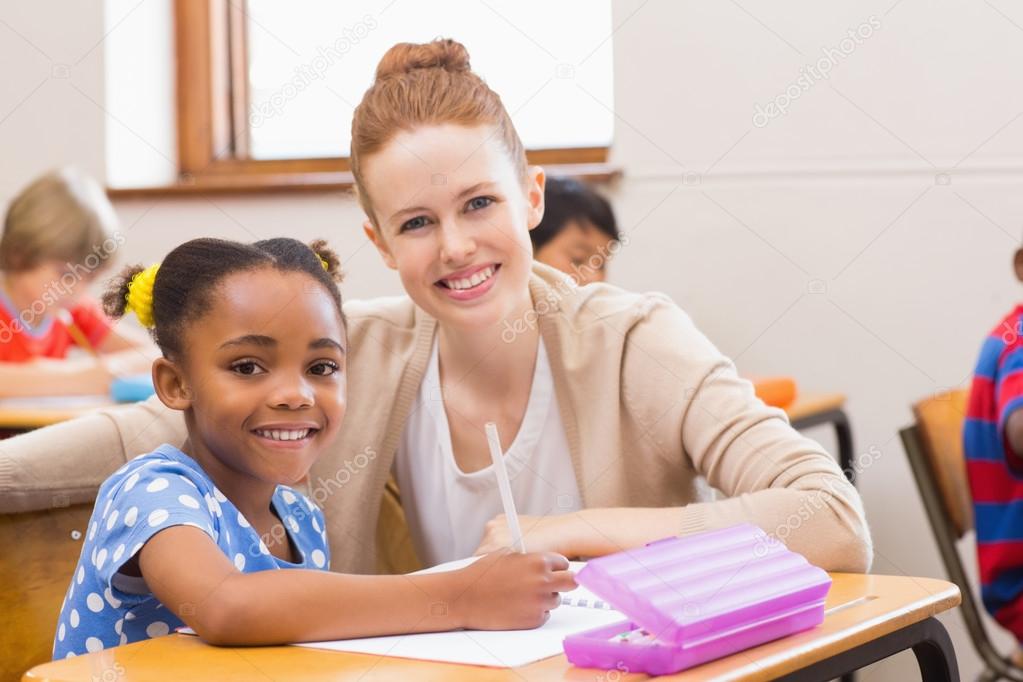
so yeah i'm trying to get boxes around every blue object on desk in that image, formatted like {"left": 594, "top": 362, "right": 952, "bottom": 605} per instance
{"left": 110, "top": 374, "right": 155, "bottom": 402}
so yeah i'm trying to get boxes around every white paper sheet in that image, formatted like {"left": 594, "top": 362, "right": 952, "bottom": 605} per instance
{"left": 293, "top": 559, "right": 626, "bottom": 667}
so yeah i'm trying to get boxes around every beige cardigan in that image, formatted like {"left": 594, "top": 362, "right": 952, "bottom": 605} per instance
{"left": 0, "top": 263, "right": 872, "bottom": 573}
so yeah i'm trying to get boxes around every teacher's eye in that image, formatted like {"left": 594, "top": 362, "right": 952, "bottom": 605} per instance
{"left": 400, "top": 215, "right": 430, "bottom": 233}
{"left": 309, "top": 360, "right": 340, "bottom": 377}
{"left": 466, "top": 196, "right": 494, "bottom": 212}
{"left": 230, "top": 360, "right": 266, "bottom": 376}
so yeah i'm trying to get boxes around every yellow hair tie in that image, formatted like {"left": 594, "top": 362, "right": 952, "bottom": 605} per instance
{"left": 125, "top": 264, "right": 160, "bottom": 328}
{"left": 318, "top": 255, "right": 329, "bottom": 271}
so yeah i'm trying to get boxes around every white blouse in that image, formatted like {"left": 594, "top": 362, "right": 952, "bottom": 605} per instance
{"left": 394, "top": 337, "right": 582, "bottom": 566}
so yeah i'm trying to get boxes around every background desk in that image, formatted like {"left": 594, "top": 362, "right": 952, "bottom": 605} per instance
{"left": 0, "top": 396, "right": 115, "bottom": 432}
{"left": 24, "top": 573, "right": 960, "bottom": 682}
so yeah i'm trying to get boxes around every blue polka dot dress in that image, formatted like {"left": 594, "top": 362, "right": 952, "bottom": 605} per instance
{"left": 52, "top": 443, "right": 330, "bottom": 659}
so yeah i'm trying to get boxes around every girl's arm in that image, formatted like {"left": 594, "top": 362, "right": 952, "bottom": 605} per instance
{"left": 0, "top": 357, "right": 111, "bottom": 397}
{"left": 140, "top": 525, "right": 577, "bottom": 645}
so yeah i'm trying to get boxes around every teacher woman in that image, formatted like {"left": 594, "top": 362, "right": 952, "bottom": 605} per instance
{"left": 0, "top": 39, "right": 871, "bottom": 575}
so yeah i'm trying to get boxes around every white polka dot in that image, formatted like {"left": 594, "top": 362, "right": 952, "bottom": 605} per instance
{"left": 178, "top": 494, "right": 200, "bottom": 509}
{"left": 88, "top": 522, "right": 98, "bottom": 541}
{"left": 86, "top": 592, "right": 104, "bottom": 613}
{"left": 146, "top": 621, "right": 169, "bottom": 637}
{"left": 206, "top": 495, "right": 221, "bottom": 516}
{"left": 113, "top": 544, "right": 125, "bottom": 563}
{"left": 237, "top": 512, "right": 250, "bottom": 528}
{"left": 123, "top": 506, "right": 138, "bottom": 527}
{"left": 65, "top": 651, "right": 75, "bottom": 659}
{"left": 287, "top": 516, "right": 299, "bottom": 533}
{"left": 148, "top": 509, "right": 169, "bottom": 527}
{"left": 77, "top": 566, "right": 85, "bottom": 584}
{"left": 104, "top": 587, "right": 122, "bottom": 609}
{"left": 91, "top": 547, "right": 97, "bottom": 565}
{"left": 258, "top": 541, "right": 270, "bottom": 555}
{"left": 114, "top": 618, "right": 123, "bottom": 635}
{"left": 95, "top": 548, "right": 108, "bottom": 571}
{"left": 311, "top": 549, "right": 326, "bottom": 568}
{"left": 281, "top": 490, "right": 297, "bottom": 505}
{"left": 70, "top": 609, "right": 80, "bottom": 628}
{"left": 120, "top": 633, "right": 128, "bottom": 646}
{"left": 311, "top": 516, "right": 321, "bottom": 533}
{"left": 234, "top": 553, "right": 245, "bottom": 570}
{"left": 106, "top": 509, "right": 120, "bottom": 530}
{"left": 124, "top": 611, "right": 136, "bottom": 621}
{"left": 302, "top": 495, "right": 315, "bottom": 511}
{"left": 213, "top": 487, "right": 227, "bottom": 503}
{"left": 146, "top": 478, "right": 169, "bottom": 493}
{"left": 124, "top": 472, "right": 140, "bottom": 491}
{"left": 85, "top": 636, "right": 104, "bottom": 653}
{"left": 131, "top": 543, "right": 143, "bottom": 557}
{"left": 225, "top": 529, "right": 231, "bottom": 544}
{"left": 58, "top": 623, "right": 66, "bottom": 641}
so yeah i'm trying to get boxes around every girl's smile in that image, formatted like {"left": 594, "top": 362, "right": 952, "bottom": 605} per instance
{"left": 435, "top": 262, "right": 502, "bottom": 301}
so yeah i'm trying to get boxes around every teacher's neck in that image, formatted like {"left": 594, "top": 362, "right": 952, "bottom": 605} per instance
{"left": 436, "top": 297, "right": 540, "bottom": 395}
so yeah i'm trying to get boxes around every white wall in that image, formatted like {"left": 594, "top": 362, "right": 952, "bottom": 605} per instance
{"left": 5, "top": 0, "right": 1023, "bottom": 679}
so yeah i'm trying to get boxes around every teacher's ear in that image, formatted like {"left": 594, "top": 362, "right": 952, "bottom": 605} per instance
{"left": 363, "top": 220, "right": 398, "bottom": 270}
{"left": 526, "top": 165, "right": 546, "bottom": 231}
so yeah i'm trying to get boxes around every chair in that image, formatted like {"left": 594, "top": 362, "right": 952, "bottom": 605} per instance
{"left": 0, "top": 502, "right": 92, "bottom": 682}
{"left": 901, "top": 388, "right": 1023, "bottom": 681}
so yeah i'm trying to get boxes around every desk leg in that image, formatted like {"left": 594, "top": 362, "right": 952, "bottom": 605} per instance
{"left": 777, "top": 617, "right": 959, "bottom": 682}
{"left": 790, "top": 409, "right": 855, "bottom": 485}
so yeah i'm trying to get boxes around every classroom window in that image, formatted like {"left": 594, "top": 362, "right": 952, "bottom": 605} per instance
{"left": 110, "top": 0, "right": 617, "bottom": 195}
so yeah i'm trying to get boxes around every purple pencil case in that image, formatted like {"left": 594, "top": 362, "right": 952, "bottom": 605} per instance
{"left": 563, "top": 523, "right": 831, "bottom": 676}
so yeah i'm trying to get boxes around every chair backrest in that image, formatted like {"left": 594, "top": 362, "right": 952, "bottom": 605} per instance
{"left": 911, "top": 389, "right": 973, "bottom": 537}
{"left": 0, "top": 503, "right": 92, "bottom": 681}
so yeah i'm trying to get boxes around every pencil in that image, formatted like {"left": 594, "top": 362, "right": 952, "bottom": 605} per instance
{"left": 485, "top": 421, "right": 526, "bottom": 553}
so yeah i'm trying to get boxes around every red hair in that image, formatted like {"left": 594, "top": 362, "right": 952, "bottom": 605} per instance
{"left": 350, "top": 39, "right": 527, "bottom": 223}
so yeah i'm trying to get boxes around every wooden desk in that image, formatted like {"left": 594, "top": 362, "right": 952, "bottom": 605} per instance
{"left": 23, "top": 573, "right": 961, "bottom": 682}
{"left": 0, "top": 396, "right": 115, "bottom": 431}
{"left": 786, "top": 393, "right": 855, "bottom": 485}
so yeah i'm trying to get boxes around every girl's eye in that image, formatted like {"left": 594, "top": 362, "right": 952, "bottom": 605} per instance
{"left": 231, "top": 360, "right": 265, "bottom": 376}
{"left": 400, "top": 215, "right": 429, "bottom": 233}
{"left": 466, "top": 196, "right": 493, "bottom": 211}
{"left": 309, "top": 360, "right": 340, "bottom": 377}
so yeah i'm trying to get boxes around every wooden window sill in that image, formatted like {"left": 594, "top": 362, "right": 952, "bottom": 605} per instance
{"left": 107, "top": 163, "right": 623, "bottom": 199}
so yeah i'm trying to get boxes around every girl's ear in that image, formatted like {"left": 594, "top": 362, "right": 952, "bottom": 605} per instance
{"left": 152, "top": 357, "right": 193, "bottom": 411}
{"left": 363, "top": 220, "right": 398, "bottom": 270}
{"left": 525, "top": 166, "right": 546, "bottom": 231}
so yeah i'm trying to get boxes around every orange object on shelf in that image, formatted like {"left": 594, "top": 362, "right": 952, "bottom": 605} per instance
{"left": 750, "top": 376, "right": 798, "bottom": 408}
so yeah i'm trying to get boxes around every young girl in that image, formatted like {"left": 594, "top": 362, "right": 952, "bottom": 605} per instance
{"left": 4, "top": 40, "right": 870, "bottom": 582}
{"left": 0, "top": 168, "right": 154, "bottom": 397}
{"left": 53, "top": 237, "right": 574, "bottom": 659}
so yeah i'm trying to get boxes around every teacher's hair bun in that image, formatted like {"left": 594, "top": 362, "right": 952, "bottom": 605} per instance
{"left": 375, "top": 38, "right": 471, "bottom": 79}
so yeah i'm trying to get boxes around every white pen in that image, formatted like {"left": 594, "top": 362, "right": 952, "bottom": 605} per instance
{"left": 485, "top": 421, "right": 526, "bottom": 553}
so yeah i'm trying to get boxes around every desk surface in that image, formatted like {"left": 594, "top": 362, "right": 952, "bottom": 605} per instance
{"left": 784, "top": 392, "right": 846, "bottom": 423}
{"left": 0, "top": 396, "right": 116, "bottom": 430}
{"left": 24, "top": 572, "right": 959, "bottom": 682}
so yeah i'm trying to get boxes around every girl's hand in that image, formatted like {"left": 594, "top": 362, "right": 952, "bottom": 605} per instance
{"left": 474, "top": 513, "right": 581, "bottom": 557}
{"left": 451, "top": 549, "right": 576, "bottom": 630}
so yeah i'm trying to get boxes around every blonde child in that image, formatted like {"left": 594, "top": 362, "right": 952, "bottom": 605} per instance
{"left": 0, "top": 168, "right": 153, "bottom": 396}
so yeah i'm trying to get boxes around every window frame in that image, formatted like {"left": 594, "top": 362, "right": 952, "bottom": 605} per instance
{"left": 110, "top": 0, "right": 618, "bottom": 197}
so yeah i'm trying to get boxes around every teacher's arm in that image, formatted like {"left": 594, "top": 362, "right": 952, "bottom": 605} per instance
{"left": 0, "top": 394, "right": 186, "bottom": 513}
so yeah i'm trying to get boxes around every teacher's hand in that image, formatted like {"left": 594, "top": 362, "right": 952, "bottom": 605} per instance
{"left": 474, "top": 513, "right": 581, "bottom": 557}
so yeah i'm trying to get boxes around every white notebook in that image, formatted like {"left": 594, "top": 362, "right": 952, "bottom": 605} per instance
{"left": 293, "top": 558, "right": 625, "bottom": 668}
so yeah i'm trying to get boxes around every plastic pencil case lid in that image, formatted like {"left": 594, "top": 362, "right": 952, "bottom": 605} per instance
{"left": 563, "top": 523, "right": 832, "bottom": 676}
